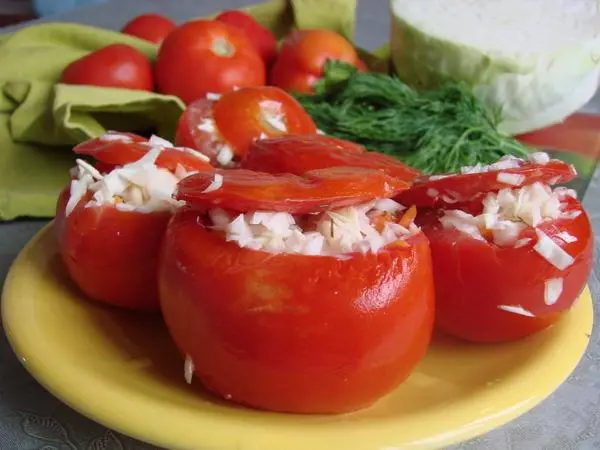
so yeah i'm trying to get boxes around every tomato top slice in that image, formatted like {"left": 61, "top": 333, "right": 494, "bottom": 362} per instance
{"left": 242, "top": 134, "right": 420, "bottom": 183}
{"left": 213, "top": 86, "right": 317, "bottom": 158}
{"left": 397, "top": 155, "right": 576, "bottom": 208}
{"left": 74, "top": 133, "right": 214, "bottom": 173}
{"left": 175, "top": 87, "right": 318, "bottom": 166}
{"left": 175, "top": 167, "right": 410, "bottom": 214}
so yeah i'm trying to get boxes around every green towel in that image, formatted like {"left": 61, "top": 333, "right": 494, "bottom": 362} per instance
{"left": 0, "top": 0, "right": 357, "bottom": 220}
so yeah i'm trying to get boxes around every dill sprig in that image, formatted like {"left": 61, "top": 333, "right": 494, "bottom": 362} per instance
{"left": 294, "top": 61, "right": 530, "bottom": 174}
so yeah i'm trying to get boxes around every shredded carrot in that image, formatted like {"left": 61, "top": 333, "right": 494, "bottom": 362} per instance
{"left": 479, "top": 225, "right": 493, "bottom": 240}
{"left": 372, "top": 212, "right": 394, "bottom": 232}
{"left": 398, "top": 205, "right": 417, "bottom": 228}
{"left": 389, "top": 239, "right": 410, "bottom": 248}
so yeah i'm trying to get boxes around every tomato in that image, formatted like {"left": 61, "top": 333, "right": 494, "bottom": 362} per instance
{"left": 175, "top": 87, "right": 317, "bottom": 164}
{"left": 158, "top": 208, "right": 434, "bottom": 413}
{"left": 121, "top": 13, "right": 176, "bottom": 44}
{"left": 55, "top": 188, "right": 171, "bottom": 311}
{"left": 397, "top": 157, "right": 576, "bottom": 208}
{"left": 243, "top": 134, "right": 420, "bottom": 183}
{"left": 74, "top": 132, "right": 214, "bottom": 173}
{"left": 61, "top": 44, "right": 154, "bottom": 91}
{"left": 175, "top": 167, "right": 410, "bottom": 214}
{"left": 269, "top": 29, "right": 361, "bottom": 93}
{"left": 155, "top": 20, "right": 266, "bottom": 104}
{"left": 215, "top": 10, "right": 277, "bottom": 66}
{"left": 418, "top": 196, "right": 593, "bottom": 343}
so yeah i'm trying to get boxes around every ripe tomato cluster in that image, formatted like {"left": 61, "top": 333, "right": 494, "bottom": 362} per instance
{"left": 59, "top": 10, "right": 364, "bottom": 103}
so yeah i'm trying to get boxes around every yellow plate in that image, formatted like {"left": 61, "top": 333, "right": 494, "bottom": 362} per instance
{"left": 2, "top": 223, "right": 594, "bottom": 450}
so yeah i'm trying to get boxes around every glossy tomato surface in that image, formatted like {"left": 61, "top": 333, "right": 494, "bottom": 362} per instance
{"left": 397, "top": 159, "right": 576, "bottom": 208}
{"left": 215, "top": 10, "right": 277, "bottom": 66}
{"left": 243, "top": 134, "right": 420, "bottom": 183}
{"left": 155, "top": 20, "right": 265, "bottom": 103}
{"left": 175, "top": 87, "right": 317, "bottom": 164}
{"left": 55, "top": 188, "right": 171, "bottom": 311}
{"left": 175, "top": 167, "right": 409, "bottom": 214}
{"left": 121, "top": 13, "right": 176, "bottom": 44}
{"left": 159, "top": 209, "right": 435, "bottom": 413}
{"left": 74, "top": 133, "right": 214, "bottom": 173}
{"left": 61, "top": 44, "right": 154, "bottom": 91}
{"left": 213, "top": 86, "right": 317, "bottom": 158}
{"left": 419, "top": 198, "right": 593, "bottom": 343}
{"left": 174, "top": 98, "right": 222, "bottom": 162}
{"left": 269, "top": 30, "right": 361, "bottom": 93}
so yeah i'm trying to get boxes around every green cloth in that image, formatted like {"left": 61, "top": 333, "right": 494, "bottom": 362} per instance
{"left": 0, "top": 0, "right": 357, "bottom": 220}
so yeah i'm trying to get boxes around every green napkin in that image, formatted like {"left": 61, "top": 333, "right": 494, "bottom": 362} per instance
{"left": 0, "top": 0, "right": 357, "bottom": 220}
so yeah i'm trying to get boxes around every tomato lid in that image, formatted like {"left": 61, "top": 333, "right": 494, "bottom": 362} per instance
{"left": 74, "top": 132, "right": 213, "bottom": 173}
{"left": 243, "top": 134, "right": 420, "bottom": 183}
{"left": 397, "top": 153, "right": 576, "bottom": 208}
{"left": 175, "top": 167, "right": 410, "bottom": 214}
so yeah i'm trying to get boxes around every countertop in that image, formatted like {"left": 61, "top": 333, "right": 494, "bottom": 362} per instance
{"left": 1, "top": 0, "right": 600, "bottom": 449}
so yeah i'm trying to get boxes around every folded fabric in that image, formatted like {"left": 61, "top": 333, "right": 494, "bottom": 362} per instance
{"left": 0, "top": 0, "right": 357, "bottom": 220}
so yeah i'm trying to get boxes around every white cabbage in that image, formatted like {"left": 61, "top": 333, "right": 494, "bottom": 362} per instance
{"left": 389, "top": 0, "right": 600, "bottom": 135}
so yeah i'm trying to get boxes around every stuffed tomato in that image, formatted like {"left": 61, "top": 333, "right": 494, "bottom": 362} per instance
{"left": 175, "top": 86, "right": 317, "bottom": 167}
{"left": 159, "top": 166, "right": 435, "bottom": 414}
{"left": 55, "top": 132, "right": 213, "bottom": 311}
{"left": 407, "top": 153, "right": 592, "bottom": 343}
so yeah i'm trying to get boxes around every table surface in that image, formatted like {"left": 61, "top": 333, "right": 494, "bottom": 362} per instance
{"left": 2, "top": 1, "right": 600, "bottom": 449}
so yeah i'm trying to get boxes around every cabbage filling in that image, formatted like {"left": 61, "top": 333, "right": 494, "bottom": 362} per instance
{"left": 66, "top": 139, "right": 195, "bottom": 216}
{"left": 204, "top": 199, "right": 419, "bottom": 256}
{"left": 440, "top": 182, "right": 578, "bottom": 248}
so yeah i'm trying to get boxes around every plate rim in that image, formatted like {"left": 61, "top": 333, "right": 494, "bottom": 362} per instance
{"left": 1, "top": 222, "right": 594, "bottom": 450}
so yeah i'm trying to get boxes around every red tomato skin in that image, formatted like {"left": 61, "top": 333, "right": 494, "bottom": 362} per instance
{"left": 155, "top": 20, "right": 266, "bottom": 104}
{"left": 215, "top": 10, "right": 277, "bottom": 66}
{"left": 397, "top": 160, "right": 577, "bottom": 208}
{"left": 243, "top": 134, "right": 420, "bottom": 183}
{"left": 419, "top": 200, "right": 593, "bottom": 343}
{"left": 175, "top": 167, "right": 410, "bottom": 214}
{"left": 74, "top": 133, "right": 214, "bottom": 173}
{"left": 121, "top": 14, "right": 176, "bottom": 44}
{"left": 174, "top": 98, "right": 221, "bottom": 160}
{"left": 269, "top": 29, "right": 360, "bottom": 93}
{"left": 158, "top": 210, "right": 435, "bottom": 413}
{"left": 175, "top": 89, "right": 318, "bottom": 164}
{"left": 55, "top": 188, "right": 170, "bottom": 311}
{"left": 61, "top": 44, "right": 154, "bottom": 91}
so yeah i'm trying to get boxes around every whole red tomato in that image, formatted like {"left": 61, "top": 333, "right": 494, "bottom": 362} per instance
{"left": 61, "top": 44, "right": 154, "bottom": 91}
{"left": 159, "top": 208, "right": 434, "bottom": 413}
{"left": 175, "top": 86, "right": 317, "bottom": 165}
{"left": 269, "top": 29, "right": 361, "bottom": 93}
{"left": 121, "top": 13, "right": 176, "bottom": 44}
{"left": 419, "top": 196, "right": 592, "bottom": 343}
{"left": 215, "top": 10, "right": 277, "bottom": 66}
{"left": 155, "top": 20, "right": 266, "bottom": 104}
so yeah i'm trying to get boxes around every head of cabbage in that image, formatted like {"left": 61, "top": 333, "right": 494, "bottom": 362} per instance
{"left": 389, "top": 0, "right": 600, "bottom": 135}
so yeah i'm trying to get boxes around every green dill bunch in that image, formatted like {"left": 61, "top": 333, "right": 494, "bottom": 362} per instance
{"left": 294, "top": 61, "right": 530, "bottom": 174}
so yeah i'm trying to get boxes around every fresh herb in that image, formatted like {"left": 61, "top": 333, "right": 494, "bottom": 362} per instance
{"left": 294, "top": 61, "right": 530, "bottom": 174}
